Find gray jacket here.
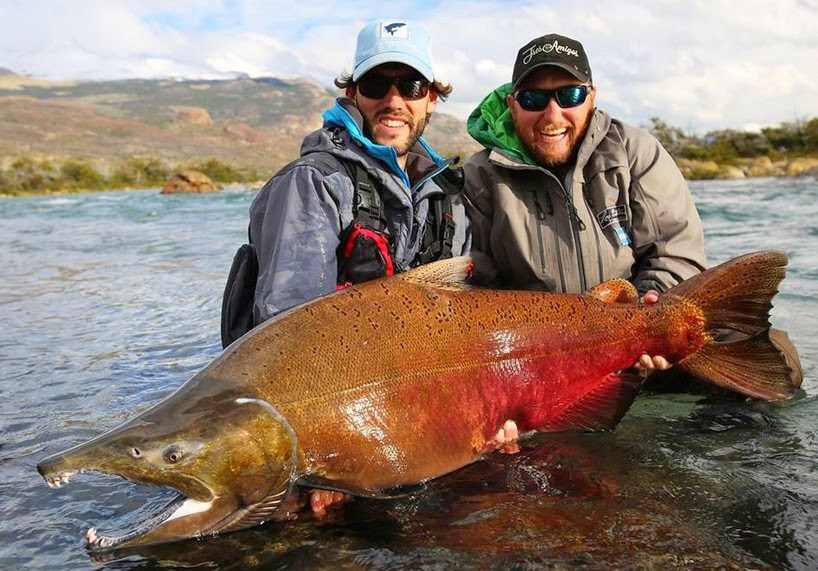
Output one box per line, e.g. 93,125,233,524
250,98,470,321
464,103,706,295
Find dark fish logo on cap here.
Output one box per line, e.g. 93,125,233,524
384,22,407,35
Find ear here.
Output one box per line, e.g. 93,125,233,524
426,90,438,114
506,92,519,122
345,85,356,99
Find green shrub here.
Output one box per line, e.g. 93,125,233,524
110,158,170,187
60,160,104,190
191,158,241,183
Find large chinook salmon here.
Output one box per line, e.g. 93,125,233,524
38,250,798,551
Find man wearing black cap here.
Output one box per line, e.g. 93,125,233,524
462,33,802,380
464,33,705,299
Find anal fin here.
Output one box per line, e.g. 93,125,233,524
542,372,644,431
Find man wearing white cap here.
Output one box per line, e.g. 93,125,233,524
223,19,469,337
221,20,475,514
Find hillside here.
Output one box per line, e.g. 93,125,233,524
0,71,481,191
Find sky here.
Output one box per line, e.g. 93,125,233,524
2,0,818,134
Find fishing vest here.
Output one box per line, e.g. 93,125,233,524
220,152,462,348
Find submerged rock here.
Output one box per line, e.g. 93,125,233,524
161,170,218,194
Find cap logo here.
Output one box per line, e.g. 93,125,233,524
381,22,409,38
522,40,580,66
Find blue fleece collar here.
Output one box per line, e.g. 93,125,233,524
322,101,443,188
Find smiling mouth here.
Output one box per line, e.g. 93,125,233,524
379,118,408,129
537,127,568,140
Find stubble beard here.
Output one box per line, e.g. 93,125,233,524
365,112,430,157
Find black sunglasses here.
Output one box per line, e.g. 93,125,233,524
512,85,591,111
357,74,430,101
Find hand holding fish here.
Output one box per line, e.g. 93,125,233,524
634,289,672,372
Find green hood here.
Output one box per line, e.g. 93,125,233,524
466,83,534,165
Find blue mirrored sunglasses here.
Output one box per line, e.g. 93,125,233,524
512,85,591,111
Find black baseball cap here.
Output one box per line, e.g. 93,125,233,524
512,33,592,88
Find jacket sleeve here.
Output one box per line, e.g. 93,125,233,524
249,164,347,322
462,150,501,284
626,129,707,293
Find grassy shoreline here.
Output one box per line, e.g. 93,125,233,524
2,153,817,197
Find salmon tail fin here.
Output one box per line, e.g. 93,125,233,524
668,250,796,401
676,330,795,400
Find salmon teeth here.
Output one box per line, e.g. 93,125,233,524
47,470,79,488
87,528,115,549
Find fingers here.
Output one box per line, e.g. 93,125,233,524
498,419,519,443
488,419,520,454
636,291,670,372
634,353,671,371
309,489,348,517
641,289,660,305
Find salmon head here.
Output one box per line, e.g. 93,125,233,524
37,376,299,551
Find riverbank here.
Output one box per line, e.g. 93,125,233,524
678,156,818,180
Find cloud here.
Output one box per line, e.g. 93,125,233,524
1,0,817,133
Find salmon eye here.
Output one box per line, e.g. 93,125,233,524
129,447,141,458
163,445,184,463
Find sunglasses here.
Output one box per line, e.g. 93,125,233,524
512,85,591,111
357,74,430,101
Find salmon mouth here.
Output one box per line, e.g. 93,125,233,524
41,466,216,552
85,494,191,551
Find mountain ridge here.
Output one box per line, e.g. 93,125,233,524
0,70,481,183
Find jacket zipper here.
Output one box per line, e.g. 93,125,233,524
581,182,605,287
533,186,570,291
532,192,547,284
562,184,587,292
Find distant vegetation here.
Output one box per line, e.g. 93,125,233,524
2,116,816,196
0,156,261,195
650,116,818,160
0,72,480,196
648,116,818,179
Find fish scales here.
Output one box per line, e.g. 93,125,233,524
206,279,705,490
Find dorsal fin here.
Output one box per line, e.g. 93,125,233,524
399,256,473,291
586,279,639,304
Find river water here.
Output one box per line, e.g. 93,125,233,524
1,177,817,570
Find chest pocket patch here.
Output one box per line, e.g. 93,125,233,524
596,204,628,229
596,205,632,246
